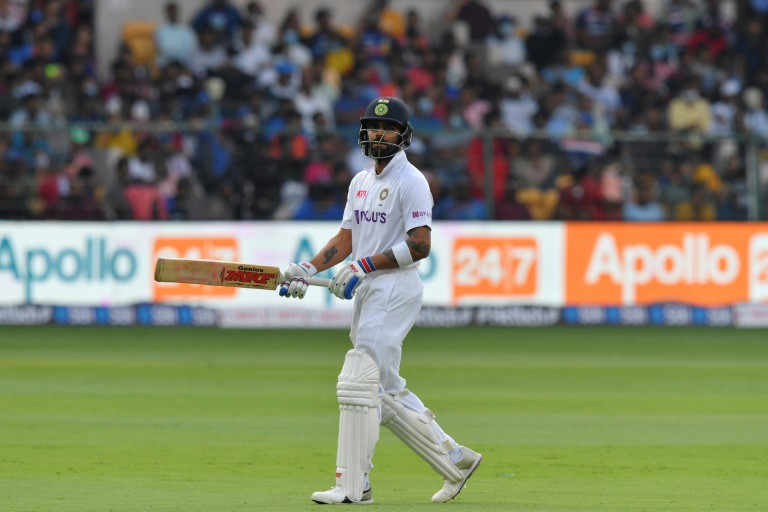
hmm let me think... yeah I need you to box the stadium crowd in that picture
[1,0,767,221]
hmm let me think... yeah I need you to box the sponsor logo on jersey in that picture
[356,190,367,198]
[354,210,387,224]
[411,211,431,218]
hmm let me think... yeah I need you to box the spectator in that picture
[710,79,741,136]
[445,0,495,43]
[659,159,693,214]
[557,161,606,220]
[572,60,622,124]
[242,1,276,47]
[511,139,556,189]
[155,1,198,68]
[486,15,526,69]
[667,77,711,135]
[190,26,228,77]
[48,166,105,220]
[191,0,243,45]
[104,157,134,220]
[232,21,271,77]
[357,11,397,84]
[548,0,574,43]
[674,184,716,221]
[494,181,532,220]
[433,180,487,220]
[575,0,619,53]
[526,14,567,72]
[306,7,346,60]
[370,0,405,40]
[742,86,768,140]
[294,68,335,136]
[499,76,537,138]
[292,181,345,220]
[731,17,765,84]
[0,0,25,33]
[466,109,509,202]
[400,8,430,51]
[623,178,665,221]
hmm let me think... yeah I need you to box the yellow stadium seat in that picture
[122,21,156,69]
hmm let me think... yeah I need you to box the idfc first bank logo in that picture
[0,236,137,303]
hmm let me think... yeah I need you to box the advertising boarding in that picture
[2,222,768,324]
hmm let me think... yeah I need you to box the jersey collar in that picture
[372,150,407,179]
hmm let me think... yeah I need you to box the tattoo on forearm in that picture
[383,249,397,264]
[406,239,430,257]
[323,246,338,264]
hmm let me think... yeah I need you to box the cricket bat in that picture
[154,258,331,290]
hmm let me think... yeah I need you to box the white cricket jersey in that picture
[341,151,433,268]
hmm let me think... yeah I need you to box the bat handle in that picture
[307,277,331,287]
[278,272,331,287]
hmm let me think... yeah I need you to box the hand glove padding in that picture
[330,258,374,300]
[279,261,317,299]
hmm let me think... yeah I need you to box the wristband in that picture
[358,256,376,273]
[391,240,414,268]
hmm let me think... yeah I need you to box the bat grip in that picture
[278,272,330,287]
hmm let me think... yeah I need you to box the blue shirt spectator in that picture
[156,2,199,68]
[191,0,243,44]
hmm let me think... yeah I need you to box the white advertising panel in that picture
[0,221,565,308]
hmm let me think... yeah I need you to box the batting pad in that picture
[380,393,463,483]
[335,349,380,502]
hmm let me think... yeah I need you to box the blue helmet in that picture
[358,97,413,159]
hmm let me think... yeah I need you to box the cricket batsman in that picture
[279,97,482,504]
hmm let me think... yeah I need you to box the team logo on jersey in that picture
[379,188,389,201]
[374,103,388,116]
[354,210,387,224]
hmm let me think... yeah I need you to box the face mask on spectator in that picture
[83,82,98,97]
[650,45,666,61]
[284,30,299,45]
[682,89,699,102]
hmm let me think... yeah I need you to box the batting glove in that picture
[330,257,376,300]
[279,261,317,299]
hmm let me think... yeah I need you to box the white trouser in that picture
[349,268,422,395]
[347,268,460,473]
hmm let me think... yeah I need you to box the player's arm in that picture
[376,225,431,269]
[308,228,353,272]
[329,226,431,300]
[279,228,352,299]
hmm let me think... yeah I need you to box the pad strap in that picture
[380,392,463,482]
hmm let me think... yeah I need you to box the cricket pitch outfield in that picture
[1,326,767,511]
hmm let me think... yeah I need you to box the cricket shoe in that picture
[311,485,373,505]
[431,446,482,503]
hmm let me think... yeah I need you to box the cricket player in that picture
[279,97,482,504]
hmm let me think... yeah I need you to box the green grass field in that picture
[1,326,767,511]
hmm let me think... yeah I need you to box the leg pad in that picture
[335,349,380,502]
